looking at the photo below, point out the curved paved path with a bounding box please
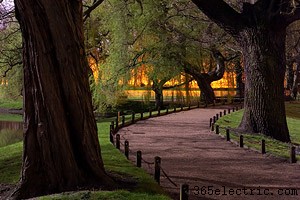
[118,107,300,200]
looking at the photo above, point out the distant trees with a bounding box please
[0,2,22,99]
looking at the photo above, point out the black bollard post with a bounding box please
[115,117,119,130]
[140,112,143,120]
[137,151,142,167]
[149,109,152,117]
[261,139,266,154]
[209,118,212,127]
[125,140,129,159]
[224,110,226,116]
[216,125,219,134]
[213,116,216,123]
[111,121,115,131]
[240,135,244,148]
[154,156,161,184]
[116,134,120,149]
[220,112,222,118]
[132,112,135,123]
[122,115,125,127]
[216,114,219,120]
[110,129,114,144]
[166,107,169,114]
[228,108,231,114]
[180,184,189,200]
[211,123,214,131]
[290,146,297,163]
[226,129,230,141]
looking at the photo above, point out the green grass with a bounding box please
[215,101,300,160]
[0,119,170,200]
[0,129,23,147]
[39,190,170,200]
[0,114,22,122]
[0,99,22,109]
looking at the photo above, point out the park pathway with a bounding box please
[118,106,300,200]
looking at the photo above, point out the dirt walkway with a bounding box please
[118,107,300,200]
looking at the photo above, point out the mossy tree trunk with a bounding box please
[11,0,114,199]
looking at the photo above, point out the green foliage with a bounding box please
[0,22,23,100]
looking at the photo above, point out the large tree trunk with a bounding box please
[238,28,290,142]
[11,1,114,199]
[184,50,226,104]
[152,80,164,110]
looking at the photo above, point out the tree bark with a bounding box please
[238,27,290,142]
[152,80,165,109]
[11,1,114,199]
[191,0,296,142]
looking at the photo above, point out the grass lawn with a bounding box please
[0,118,170,199]
[215,101,300,160]
[0,99,22,109]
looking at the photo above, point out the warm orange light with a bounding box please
[88,57,99,83]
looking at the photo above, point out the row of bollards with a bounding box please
[210,104,297,164]
[212,124,297,164]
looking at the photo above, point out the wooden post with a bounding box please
[226,129,230,141]
[137,151,142,167]
[125,140,129,159]
[224,110,226,116]
[116,134,120,149]
[211,123,214,131]
[111,121,115,131]
[140,112,143,120]
[216,125,219,134]
[154,156,161,184]
[209,118,212,127]
[180,184,189,200]
[290,146,297,163]
[110,129,114,144]
[132,112,135,123]
[261,139,266,154]
[239,135,244,148]
[122,115,125,127]
[115,117,119,129]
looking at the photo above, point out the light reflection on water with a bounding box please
[125,89,237,101]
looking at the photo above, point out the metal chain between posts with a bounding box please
[159,163,178,187]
